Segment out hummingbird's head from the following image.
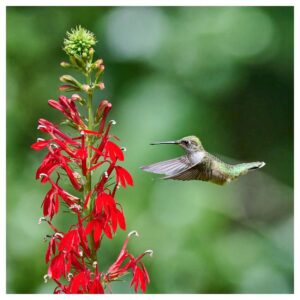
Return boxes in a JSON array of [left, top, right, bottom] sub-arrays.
[[178, 136, 203, 152], [150, 135, 203, 153]]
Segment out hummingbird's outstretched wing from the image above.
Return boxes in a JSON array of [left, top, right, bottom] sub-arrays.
[[162, 164, 209, 181], [141, 155, 191, 177], [163, 158, 226, 185]]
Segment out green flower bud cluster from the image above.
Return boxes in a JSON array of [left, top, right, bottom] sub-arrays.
[[63, 25, 96, 59]]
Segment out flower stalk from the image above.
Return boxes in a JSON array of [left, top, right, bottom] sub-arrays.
[[32, 26, 152, 294]]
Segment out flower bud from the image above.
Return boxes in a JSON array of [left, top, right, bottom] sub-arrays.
[[82, 84, 91, 93], [60, 61, 71, 68], [59, 85, 80, 92], [95, 59, 103, 68], [95, 64, 105, 82], [97, 82, 105, 90], [71, 94, 82, 101], [89, 48, 95, 56], [63, 26, 96, 60], [59, 75, 81, 88], [95, 100, 110, 123]]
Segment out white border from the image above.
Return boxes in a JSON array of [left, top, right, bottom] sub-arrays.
[[1, 0, 297, 299]]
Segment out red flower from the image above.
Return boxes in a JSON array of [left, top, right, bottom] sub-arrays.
[[45, 234, 61, 263], [89, 275, 104, 294], [68, 270, 90, 293], [48, 250, 84, 282], [85, 218, 103, 244], [74, 132, 88, 175], [104, 140, 124, 162], [48, 252, 70, 281], [94, 192, 126, 233], [85, 213, 112, 244], [42, 186, 60, 220], [40, 176, 79, 217], [130, 263, 150, 293], [106, 231, 152, 293], [48, 95, 86, 128], [115, 166, 134, 188], [37, 118, 79, 146], [106, 232, 134, 280], [36, 147, 82, 190], [31, 138, 50, 150], [59, 229, 80, 254]]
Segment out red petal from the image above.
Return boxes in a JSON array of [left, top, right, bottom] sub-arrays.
[[117, 209, 126, 230], [106, 141, 124, 162], [93, 221, 103, 243], [31, 140, 49, 150], [85, 221, 95, 235], [83, 190, 92, 208], [48, 100, 65, 113], [103, 223, 112, 239]]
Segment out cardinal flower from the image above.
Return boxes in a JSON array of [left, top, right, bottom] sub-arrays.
[[105, 231, 152, 293], [48, 95, 86, 129], [34, 26, 151, 294]]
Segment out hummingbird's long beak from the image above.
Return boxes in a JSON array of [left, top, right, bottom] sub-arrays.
[[150, 140, 179, 145]]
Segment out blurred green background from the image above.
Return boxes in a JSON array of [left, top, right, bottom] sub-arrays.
[[7, 6, 293, 293]]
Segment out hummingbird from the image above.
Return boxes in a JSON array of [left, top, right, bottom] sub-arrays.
[[141, 135, 265, 185]]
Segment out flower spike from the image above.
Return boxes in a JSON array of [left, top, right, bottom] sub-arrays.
[[32, 25, 151, 294]]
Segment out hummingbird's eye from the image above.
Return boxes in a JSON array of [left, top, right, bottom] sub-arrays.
[[183, 140, 189, 145]]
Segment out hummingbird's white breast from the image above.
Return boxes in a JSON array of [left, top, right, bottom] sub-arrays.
[[188, 151, 205, 165]]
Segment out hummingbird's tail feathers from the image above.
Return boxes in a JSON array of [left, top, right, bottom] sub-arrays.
[[246, 161, 266, 170], [140, 155, 190, 176], [231, 161, 265, 177]]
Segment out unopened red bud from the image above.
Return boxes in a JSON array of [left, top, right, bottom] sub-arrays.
[[95, 100, 110, 122], [82, 84, 91, 92], [59, 84, 79, 92], [98, 82, 105, 90], [100, 65, 105, 72], [95, 59, 103, 68], [71, 94, 82, 101]]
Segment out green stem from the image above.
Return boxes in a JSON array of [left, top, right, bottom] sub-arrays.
[[84, 74, 97, 260]]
